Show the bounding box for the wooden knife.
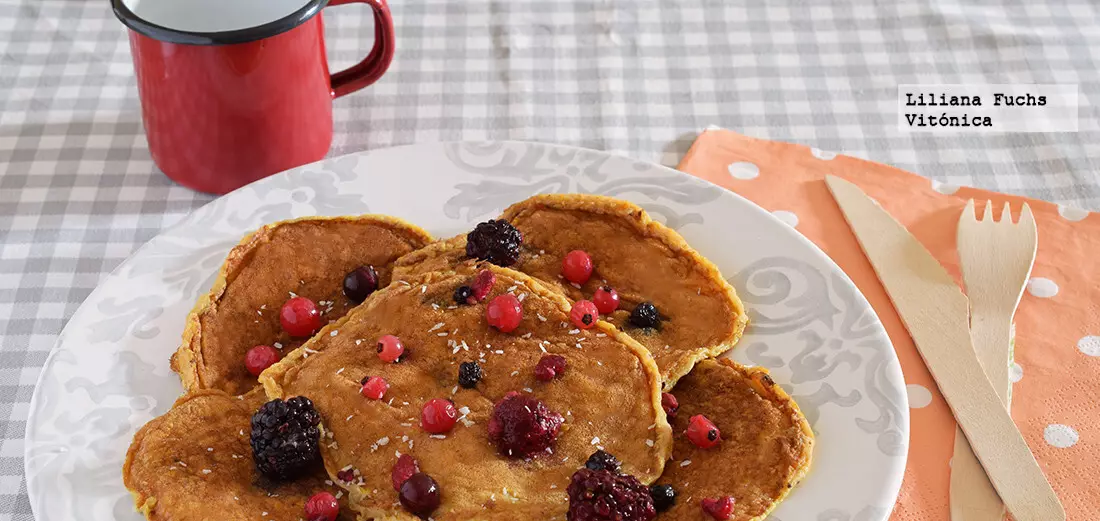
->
[825,175,1064,521]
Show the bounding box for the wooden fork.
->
[950,200,1039,521]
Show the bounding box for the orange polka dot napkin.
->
[677,129,1100,520]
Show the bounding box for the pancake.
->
[656,359,813,520]
[392,194,748,389]
[123,388,356,521]
[173,215,433,395]
[261,263,672,520]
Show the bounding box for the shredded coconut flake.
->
[646,439,655,447]
[591,436,600,445]
[680,460,692,467]
[429,322,445,332]
[537,314,547,322]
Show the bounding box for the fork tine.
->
[983,200,994,222]
[1019,202,1037,231]
[963,199,977,222]
[1000,202,1013,224]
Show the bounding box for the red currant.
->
[686,414,721,449]
[391,454,420,491]
[593,286,620,314]
[360,376,389,400]
[244,345,279,376]
[421,398,458,434]
[534,354,568,381]
[485,294,522,333]
[376,335,405,363]
[304,491,339,521]
[280,297,322,337]
[701,496,735,520]
[569,300,599,329]
[561,250,593,284]
[661,392,679,419]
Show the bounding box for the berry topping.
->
[488,392,564,458]
[468,269,496,303]
[245,345,279,376]
[567,468,656,521]
[465,219,522,266]
[686,414,721,449]
[421,398,458,434]
[458,361,482,388]
[485,294,523,333]
[649,484,677,512]
[593,286,620,314]
[399,472,441,518]
[534,354,568,381]
[250,397,321,480]
[701,496,736,520]
[628,301,662,329]
[452,285,472,305]
[661,392,679,419]
[570,300,599,329]
[360,376,389,400]
[281,297,322,337]
[304,491,339,521]
[562,250,594,284]
[342,265,379,304]
[584,449,621,472]
[391,454,420,491]
[376,335,405,363]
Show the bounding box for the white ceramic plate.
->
[25,141,907,521]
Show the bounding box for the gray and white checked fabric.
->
[1,0,1099,518]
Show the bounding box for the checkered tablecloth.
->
[1,0,1099,518]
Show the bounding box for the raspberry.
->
[701,496,735,520]
[649,484,676,512]
[399,472,441,518]
[567,468,656,521]
[593,286,620,314]
[628,302,661,329]
[391,454,420,491]
[468,269,496,303]
[281,297,322,337]
[343,265,379,304]
[245,345,279,376]
[360,376,389,400]
[304,491,339,521]
[458,361,482,388]
[486,294,523,333]
[250,397,321,480]
[661,392,679,419]
[376,335,404,363]
[534,354,568,381]
[570,300,599,329]
[686,414,721,449]
[584,449,620,472]
[487,392,564,458]
[421,398,458,434]
[466,220,522,266]
[562,250,594,284]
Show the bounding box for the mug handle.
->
[326,0,395,98]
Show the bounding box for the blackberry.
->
[453,285,473,305]
[584,450,621,472]
[250,397,322,481]
[567,468,656,521]
[649,484,676,512]
[628,302,662,329]
[458,361,482,388]
[465,220,522,266]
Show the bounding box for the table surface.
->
[2,0,1099,518]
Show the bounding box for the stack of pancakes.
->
[123,194,814,521]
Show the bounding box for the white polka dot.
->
[1026,277,1059,298]
[811,147,837,160]
[772,210,799,227]
[931,180,960,195]
[1057,205,1089,222]
[727,162,759,180]
[1044,424,1079,448]
[906,384,932,408]
[1077,335,1100,356]
[1009,362,1023,383]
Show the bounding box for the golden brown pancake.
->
[657,359,813,520]
[261,263,672,520]
[393,194,748,389]
[173,215,433,395]
[123,389,356,521]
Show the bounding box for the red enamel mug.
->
[111,0,394,194]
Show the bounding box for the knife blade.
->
[825,175,1064,521]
